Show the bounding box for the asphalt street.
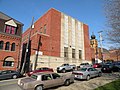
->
[0,79,21,90]
[0,72,119,90]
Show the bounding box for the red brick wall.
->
[0,34,21,70]
[83,24,93,60]
[22,8,61,57]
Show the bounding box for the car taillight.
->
[30,72,33,74]
[72,72,83,75]
[93,65,97,68]
[78,73,83,75]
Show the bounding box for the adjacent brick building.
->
[0,12,23,70]
[22,8,94,70]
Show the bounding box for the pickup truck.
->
[57,64,76,73]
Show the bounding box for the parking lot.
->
[49,72,120,90]
[0,72,119,90]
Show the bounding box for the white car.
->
[72,67,102,80]
[80,63,92,68]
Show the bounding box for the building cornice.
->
[0,32,21,40]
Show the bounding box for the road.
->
[0,79,21,90]
[0,72,119,90]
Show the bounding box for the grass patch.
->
[94,79,120,90]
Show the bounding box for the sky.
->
[0,0,107,49]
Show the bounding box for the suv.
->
[57,64,75,73]
[80,63,91,68]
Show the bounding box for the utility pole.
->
[21,17,34,74]
[33,36,42,70]
[98,31,103,64]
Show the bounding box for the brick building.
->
[0,12,23,70]
[22,8,94,70]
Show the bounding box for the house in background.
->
[0,12,23,70]
[22,8,94,70]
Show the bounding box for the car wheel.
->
[72,67,75,71]
[64,80,70,86]
[86,75,90,81]
[98,72,102,77]
[35,85,43,90]
[62,69,66,73]
[12,75,17,79]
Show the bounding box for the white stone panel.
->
[64,15,68,46]
[71,18,75,48]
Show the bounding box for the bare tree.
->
[104,0,120,49]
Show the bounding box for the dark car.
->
[101,64,119,73]
[101,64,112,73]
[0,70,22,80]
[27,67,54,76]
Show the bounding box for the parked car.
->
[80,63,92,68]
[18,72,74,90]
[57,64,75,73]
[93,63,102,68]
[113,62,120,69]
[27,67,54,76]
[101,64,120,73]
[70,64,76,70]
[72,67,102,80]
[0,70,22,80]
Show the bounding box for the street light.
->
[98,31,104,64]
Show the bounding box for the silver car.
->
[72,67,102,80]
[18,72,74,90]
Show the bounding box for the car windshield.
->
[79,68,87,71]
[31,75,38,80]
[61,64,67,66]
[80,63,85,65]
[103,65,110,68]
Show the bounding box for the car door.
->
[0,71,4,80]
[88,68,95,77]
[92,68,99,77]
[51,73,64,86]
[0,71,10,80]
[41,74,53,88]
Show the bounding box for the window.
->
[5,25,16,35]
[64,47,68,57]
[5,25,11,33]
[0,41,4,50]
[3,57,14,67]
[11,43,15,51]
[72,49,75,58]
[31,75,38,80]
[42,74,52,81]
[44,25,46,34]
[40,27,42,33]
[5,42,10,50]
[52,73,61,79]
[3,61,14,67]
[10,27,16,34]
[79,50,82,59]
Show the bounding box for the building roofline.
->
[23,8,88,33]
[0,11,24,26]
